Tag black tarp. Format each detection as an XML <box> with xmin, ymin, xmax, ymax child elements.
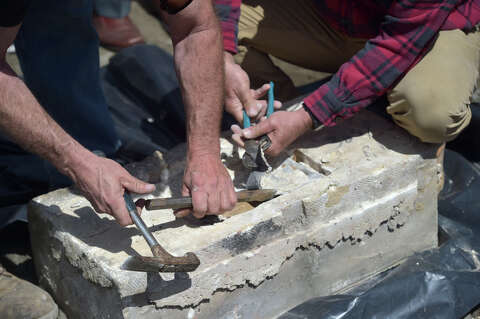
<box><xmin>101</xmin><ymin>44</ymin><xmax>186</xmax><ymax>161</ymax></box>
<box><xmin>102</xmin><ymin>44</ymin><xmax>235</xmax><ymax>162</ymax></box>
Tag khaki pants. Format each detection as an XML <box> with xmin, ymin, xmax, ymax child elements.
<box><xmin>234</xmin><ymin>0</ymin><xmax>480</xmax><ymax>143</ymax></box>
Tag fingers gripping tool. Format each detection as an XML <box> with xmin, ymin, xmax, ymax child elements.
<box><xmin>241</xmin><ymin>82</ymin><xmax>274</xmax><ymax>171</ymax></box>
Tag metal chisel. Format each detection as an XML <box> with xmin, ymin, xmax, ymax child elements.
<box><xmin>145</xmin><ymin>189</ymin><xmax>276</xmax><ymax>211</ymax></box>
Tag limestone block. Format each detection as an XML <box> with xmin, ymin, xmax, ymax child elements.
<box><xmin>28</xmin><ymin>110</ymin><xmax>441</xmax><ymax>319</ymax></box>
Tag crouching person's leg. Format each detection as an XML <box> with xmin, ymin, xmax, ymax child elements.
<box><xmin>387</xmin><ymin>29</ymin><xmax>480</xmax><ymax>144</ymax></box>
<box><xmin>0</xmin><ymin>265</ymin><xmax>58</xmax><ymax>319</ymax></box>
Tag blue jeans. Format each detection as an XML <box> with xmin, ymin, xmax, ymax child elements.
<box><xmin>94</xmin><ymin>0</ymin><xmax>131</xmax><ymax>18</ymax></box>
<box><xmin>0</xmin><ymin>0</ymin><xmax>120</xmax><ymax>214</ymax></box>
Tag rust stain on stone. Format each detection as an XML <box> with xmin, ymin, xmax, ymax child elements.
<box><xmin>326</xmin><ymin>185</ymin><xmax>350</xmax><ymax>207</ymax></box>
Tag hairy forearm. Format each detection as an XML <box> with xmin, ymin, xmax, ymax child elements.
<box><xmin>172</xmin><ymin>16</ymin><xmax>224</xmax><ymax>158</ymax></box>
<box><xmin>0</xmin><ymin>61</ymin><xmax>92</xmax><ymax>178</ymax></box>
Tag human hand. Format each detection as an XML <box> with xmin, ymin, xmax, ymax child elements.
<box><xmin>231</xmin><ymin>109</ymin><xmax>313</xmax><ymax>157</ymax></box>
<box><xmin>68</xmin><ymin>153</ymin><xmax>155</xmax><ymax>226</ymax></box>
<box><xmin>224</xmin><ymin>52</ymin><xmax>282</xmax><ymax>123</ymax></box>
<box><xmin>175</xmin><ymin>153</ymin><xmax>237</xmax><ymax>219</ymax></box>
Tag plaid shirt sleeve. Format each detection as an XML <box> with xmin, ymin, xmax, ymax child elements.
<box><xmin>214</xmin><ymin>0</ymin><xmax>241</xmax><ymax>54</ymax></box>
<box><xmin>304</xmin><ymin>0</ymin><xmax>461</xmax><ymax>127</ymax></box>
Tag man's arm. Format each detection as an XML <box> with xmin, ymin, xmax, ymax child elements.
<box><xmin>303</xmin><ymin>1</ymin><xmax>458</xmax><ymax>127</ymax></box>
<box><xmin>0</xmin><ymin>26</ymin><xmax>154</xmax><ymax>226</ymax></box>
<box><xmin>231</xmin><ymin>1</ymin><xmax>461</xmax><ymax>156</ymax></box>
<box><xmin>214</xmin><ymin>0</ymin><xmax>281</xmax><ymax>123</ymax></box>
<box><xmin>161</xmin><ymin>0</ymin><xmax>237</xmax><ymax>218</ymax></box>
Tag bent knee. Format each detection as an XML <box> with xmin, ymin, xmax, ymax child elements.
<box><xmin>389</xmin><ymin>98</ymin><xmax>472</xmax><ymax>144</ymax></box>
<box><xmin>413</xmin><ymin>105</ymin><xmax>471</xmax><ymax>143</ymax></box>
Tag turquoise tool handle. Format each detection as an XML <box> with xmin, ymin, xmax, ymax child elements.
<box><xmin>267</xmin><ymin>81</ymin><xmax>274</xmax><ymax>118</ymax></box>
<box><xmin>243</xmin><ymin>110</ymin><xmax>251</xmax><ymax>129</ymax></box>
<box><xmin>243</xmin><ymin>81</ymin><xmax>274</xmax><ymax>128</ymax></box>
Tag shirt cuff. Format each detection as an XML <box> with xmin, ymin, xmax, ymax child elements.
<box><xmin>303</xmin><ymin>80</ymin><xmax>359</xmax><ymax>127</ymax></box>
<box><xmin>303</xmin><ymin>84</ymin><xmax>337</xmax><ymax>127</ymax></box>
<box><xmin>220</xmin><ymin>21</ymin><xmax>238</xmax><ymax>54</ymax></box>
<box><xmin>302</xmin><ymin>104</ymin><xmax>322</xmax><ymax>130</ymax></box>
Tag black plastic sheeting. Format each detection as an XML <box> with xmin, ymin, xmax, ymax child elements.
<box><xmin>101</xmin><ymin>44</ymin><xmax>235</xmax><ymax>162</ymax></box>
<box><xmin>101</xmin><ymin>44</ymin><xmax>186</xmax><ymax>161</ymax></box>
<box><xmin>280</xmin><ymin>149</ymin><xmax>480</xmax><ymax>319</ymax></box>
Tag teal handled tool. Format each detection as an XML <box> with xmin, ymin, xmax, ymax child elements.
<box><xmin>267</xmin><ymin>81</ymin><xmax>275</xmax><ymax>117</ymax></box>
<box><xmin>243</xmin><ymin>109</ymin><xmax>251</xmax><ymax>129</ymax></box>
<box><xmin>242</xmin><ymin>81</ymin><xmax>274</xmax><ymax>128</ymax></box>
<box><xmin>241</xmin><ymin>82</ymin><xmax>274</xmax><ymax>171</ymax></box>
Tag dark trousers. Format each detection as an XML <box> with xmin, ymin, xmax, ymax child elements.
<box><xmin>94</xmin><ymin>0</ymin><xmax>131</xmax><ymax>18</ymax></box>
<box><xmin>0</xmin><ymin>0</ymin><xmax>120</xmax><ymax>214</ymax></box>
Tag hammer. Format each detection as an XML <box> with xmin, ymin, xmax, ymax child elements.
<box><xmin>121</xmin><ymin>189</ymin><xmax>277</xmax><ymax>272</ymax></box>
<box><xmin>121</xmin><ymin>192</ymin><xmax>200</xmax><ymax>273</ymax></box>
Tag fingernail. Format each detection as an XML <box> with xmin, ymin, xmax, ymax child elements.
<box><xmin>174</xmin><ymin>210</ymin><xmax>188</xmax><ymax>218</ymax></box>
<box><xmin>145</xmin><ymin>184</ymin><xmax>155</xmax><ymax>192</ymax></box>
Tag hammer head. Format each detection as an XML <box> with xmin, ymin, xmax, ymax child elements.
<box><xmin>121</xmin><ymin>252</ymin><xmax>200</xmax><ymax>273</ymax></box>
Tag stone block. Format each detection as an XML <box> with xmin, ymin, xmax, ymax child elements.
<box><xmin>28</xmin><ymin>110</ymin><xmax>441</xmax><ymax>319</ymax></box>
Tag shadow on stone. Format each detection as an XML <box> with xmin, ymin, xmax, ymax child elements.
<box><xmin>32</xmin><ymin>203</ymin><xmax>211</xmax><ymax>259</ymax></box>
<box><xmin>291</xmin><ymin>110</ymin><xmax>437</xmax><ymax>160</ymax></box>
<box><xmin>121</xmin><ymin>272</ymin><xmax>193</xmax><ymax>308</ymax></box>
<box><xmin>147</xmin><ymin>272</ymin><xmax>192</xmax><ymax>300</ymax></box>
<box><xmin>33</xmin><ymin>201</ymin><xmax>222</xmax><ymax>263</ymax></box>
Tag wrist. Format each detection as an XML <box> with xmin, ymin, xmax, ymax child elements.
<box><xmin>56</xmin><ymin>142</ymin><xmax>95</xmax><ymax>181</ymax></box>
<box><xmin>187</xmin><ymin>128</ymin><xmax>221</xmax><ymax>156</ymax></box>
<box><xmin>188</xmin><ymin>139</ymin><xmax>220</xmax><ymax>155</ymax></box>
<box><xmin>302</xmin><ymin>103</ymin><xmax>322</xmax><ymax>130</ymax></box>
<box><xmin>296</xmin><ymin>107</ymin><xmax>314</xmax><ymax>133</ymax></box>
<box><xmin>224</xmin><ymin>51</ymin><xmax>235</xmax><ymax>65</ymax></box>
<box><xmin>187</xmin><ymin>148</ymin><xmax>221</xmax><ymax>163</ymax></box>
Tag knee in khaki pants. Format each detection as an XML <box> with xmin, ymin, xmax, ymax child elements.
<box><xmin>387</xmin><ymin>88</ymin><xmax>472</xmax><ymax>144</ymax></box>
<box><xmin>387</xmin><ymin>29</ymin><xmax>480</xmax><ymax>144</ymax></box>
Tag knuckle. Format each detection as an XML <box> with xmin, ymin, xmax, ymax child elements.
<box><xmin>193</xmin><ymin>211</ymin><xmax>205</xmax><ymax>219</ymax></box>
<box><xmin>204</xmin><ymin>179</ymin><xmax>218</xmax><ymax>191</ymax></box>
<box><xmin>120</xmin><ymin>220</ymin><xmax>130</xmax><ymax>227</ymax></box>
<box><xmin>208</xmin><ymin>201</ymin><xmax>220</xmax><ymax>215</ymax></box>
<box><xmin>209</xmin><ymin>207</ymin><xmax>220</xmax><ymax>215</ymax></box>
<box><xmin>208</xmin><ymin>181</ymin><xmax>219</xmax><ymax>190</ymax></box>
<box><xmin>219</xmin><ymin>202</ymin><xmax>229</xmax><ymax>212</ymax></box>
<box><xmin>174</xmin><ymin>209</ymin><xmax>190</xmax><ymax>218</ymax></box>
<box><xmin>208</xmin><ymin>200</ymin><xmax>220</xmax><ymax>215</ymax></box>
<box><xmin>221</xmin><ymin>201</ymin><xmax>233</xmax><ymax>212</ymax></box>
<box><xmin>269</xmin><ymin>117</ymin><xmax>278</xmax><ymax>127</ymax></box>
<box><xmin>94</xmin><ymin>203</ymin><xmax>107</xmax><ymax>215</ymax></box>
<box><xmin>192</xmin><ymin>199</ymin><xmax>207</xmax><ymax>215</ymax></box>
<box><xmin>118</xmin><ymin>216</ymin><xmax>130</xmax><ymax>226</ymax></box>
<box><xmin>246</xmin><ymin>109</ymin><xmax>257</xmax><ymax>117</ymax></box>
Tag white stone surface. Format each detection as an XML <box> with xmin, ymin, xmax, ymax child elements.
<box><xmin>28</xmin><ymin>110</ymin><xmax>441</xmax><ymax>319</ymax></box>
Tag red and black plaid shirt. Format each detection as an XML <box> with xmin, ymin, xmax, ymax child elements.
<box><xmin>215</xmin><ymin>0</ymin><xmax>480</xmax><ymax>127</ymax></box>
